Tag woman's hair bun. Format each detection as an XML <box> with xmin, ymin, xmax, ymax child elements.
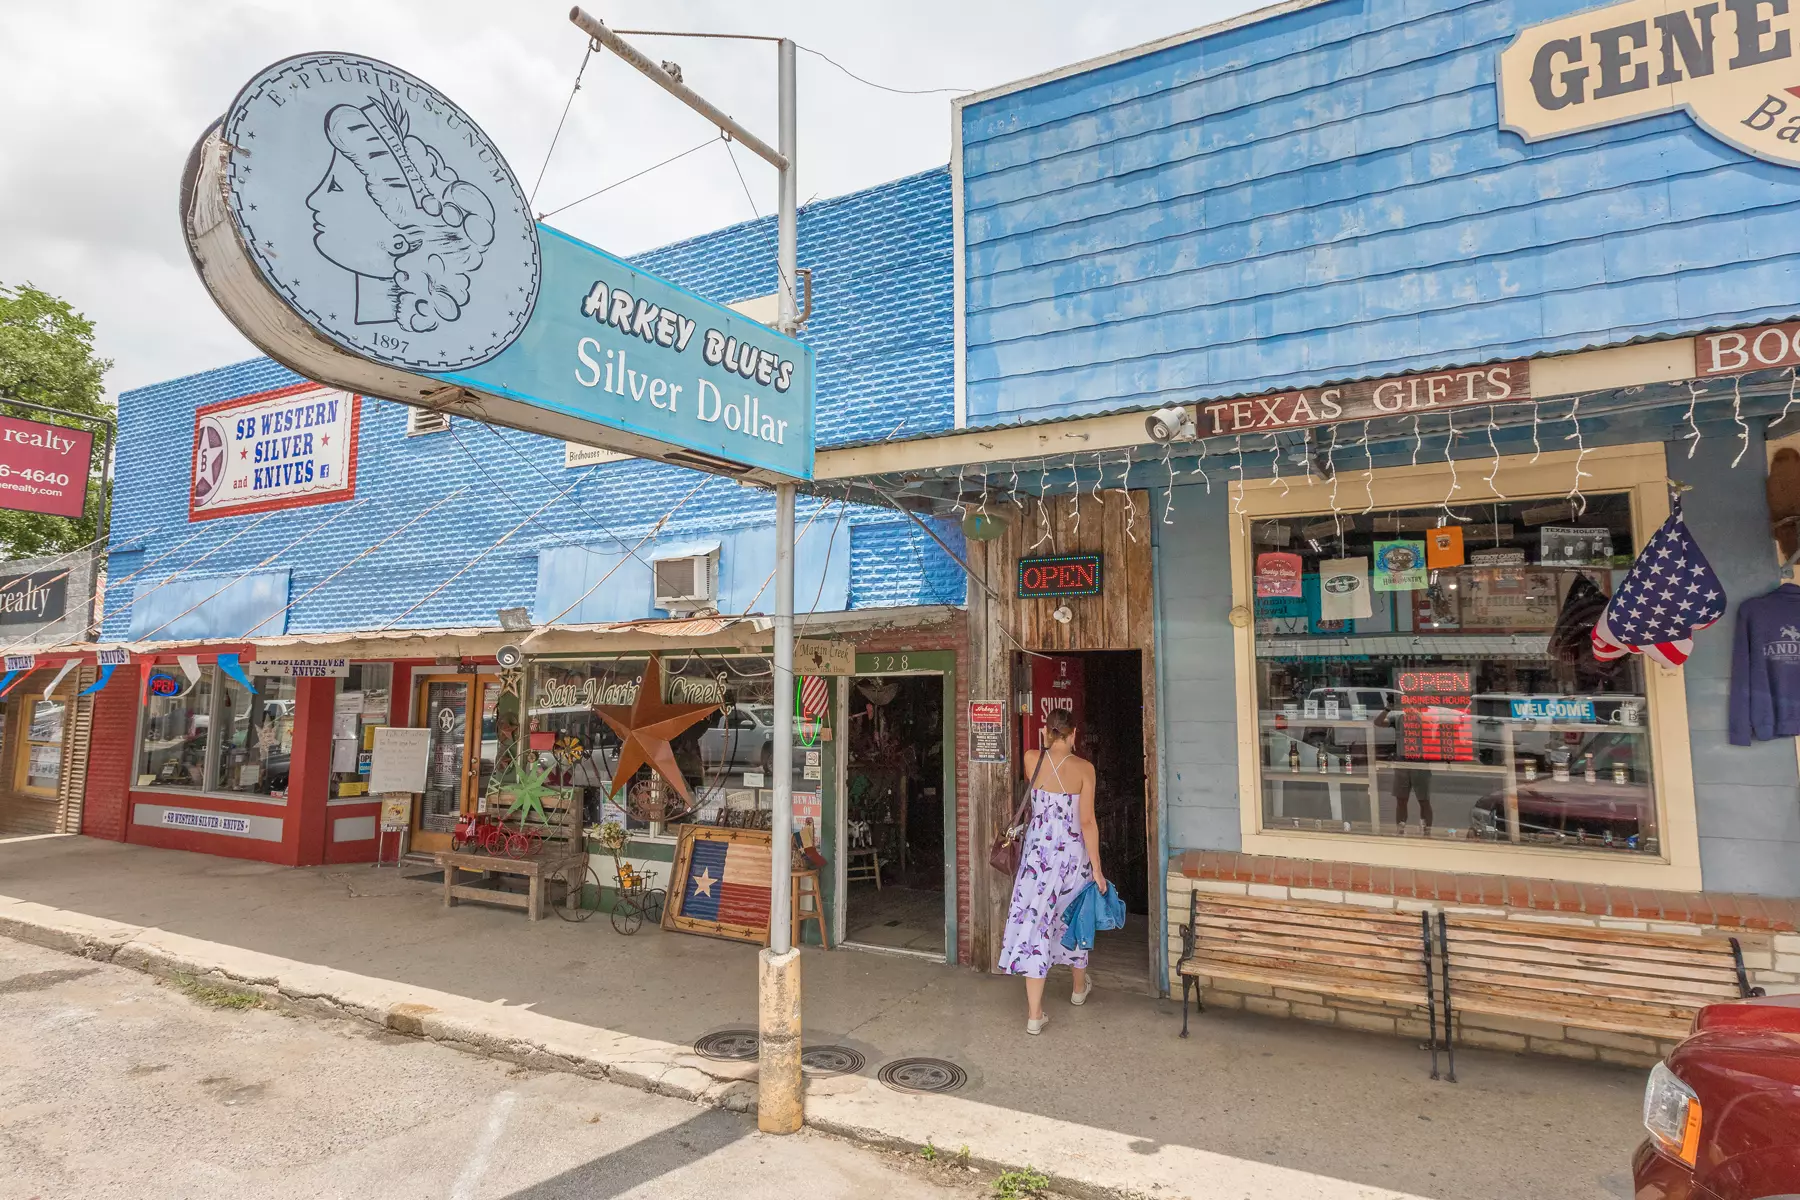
<box><xmin>1045</xmin><ymin>708</ymin><xmax>1075</xmax><ymax>738</ymax></box>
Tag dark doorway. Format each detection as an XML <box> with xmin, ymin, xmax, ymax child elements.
<box><xmin>843</xmin><ymin>674</ymin><xmax>946</xmax><ymax>956</ymax></box>
<box><xmin>1019</xmin><ymin>648</ymin><xmax>1151</xmax><ymax>988</ymax></box>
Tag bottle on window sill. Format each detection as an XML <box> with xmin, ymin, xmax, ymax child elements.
<box><xmin>1583</xmin><ymin>756</ymin><xmax>1598</xmax><ymax>784</ymax></box>
<box><xmin>1288</xmin><ymin>743</ymin><xmax>1301</xmax><ymax>773</ymax></box>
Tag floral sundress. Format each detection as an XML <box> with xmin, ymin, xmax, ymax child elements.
<box><xmin>997</xmin><ymin>756</ymin><xmax>1092</xmax><ymax>978</ymax></box>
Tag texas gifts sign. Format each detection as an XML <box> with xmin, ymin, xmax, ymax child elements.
<box><xmin>1500</xmin><ymin>0</ymin><xmax>1800</xmax><ymax>166</ymax></box>
<box><xmin>182</xmin><ymin>53</ymin><xmax>814</xmax><ymax>481</ymax></box>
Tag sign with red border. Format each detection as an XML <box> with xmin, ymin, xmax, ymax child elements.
<box><xmin>0</xmin><ymin>416</ymin><xmax>92</xmax><ymax>519</ymax></box>
<box><xmin>189</xmin><ymin>382</ymin><xmax>359</xmax><ymax>522</ymax></box>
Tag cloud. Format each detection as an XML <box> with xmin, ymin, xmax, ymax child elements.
<box><xmin>0</xmin><ymin>0</ymin><xmax>1248</xmax><ymax>399</ymax></box>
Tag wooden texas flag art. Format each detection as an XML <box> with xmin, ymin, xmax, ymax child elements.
<box><xmin>595</xmin><ymin>654</ymin><xmax>721</xmax><ymax>805</ymax></box>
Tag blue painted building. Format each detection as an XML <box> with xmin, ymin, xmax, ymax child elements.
<box><xmin>80</xmin><ymin>167</ymin><xmax>974</xmax><ymax>944</ymax></box>
<box><xmin>810</xmin><ymin>0</ymin><xmax>1800</xmax><ymax>1019</ymax></box>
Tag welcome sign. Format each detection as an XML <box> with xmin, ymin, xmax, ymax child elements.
<box><xmin>1500</xmin><ymin>0</ymin><xmax>1800</xmax><ymax>166</ymax></box>
<box><xmin>183</xmin><ymin>53</ymin><xmax>814</xmax><ymax>482</ymax></box>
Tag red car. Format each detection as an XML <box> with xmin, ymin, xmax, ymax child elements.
<box><xmin>1634</xmin><ymin>993</ymin><xmax>1800</xmax><ymax>1199</ymax></box>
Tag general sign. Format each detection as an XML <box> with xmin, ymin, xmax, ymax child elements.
<box><xmin>1017</xmin><ymin>553</ymin><xmax>1104</xmax><ymax>599</ymax></box>
<box><xmin>0</xmin><ymin>416</ymin><xmax>92</xmax><ymax>519</ymax></box>
<box><xmin>190</xmin><ymin>382</ymin><xmax>359</xmax><ymax>521</ymax></box>
<box><xmin>1199</xmin><ymin>362</ymin><xmax>1531</xmax><ymax>436</ymax></box>
<box><xmin>1500</xmin><ymin>0</ymin><xmax>1800</xmax><ymax>167</ymax></box>
<box><xmin>184</xmin><ymin>52</ymin><xmax>814</xmax><ymax>482</ymax></box>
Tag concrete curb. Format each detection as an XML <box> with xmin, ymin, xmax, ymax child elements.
<box><xmin>0</xmin><ymin>893</ymin><xmax>1425</xmax><ymax>1200</ymax></box>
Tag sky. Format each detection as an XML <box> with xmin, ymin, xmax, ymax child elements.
<box><xmin>1</xmin><ymin>0</ymin><xmax>1253</xmax><ymax>402</ymax></box>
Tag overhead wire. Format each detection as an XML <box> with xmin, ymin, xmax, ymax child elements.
<box><xmin>795</xmin><ymin>43</ymin><xmax>970</xmax><ymax>95</ymax></box>
<box><xmin>530</xmin><ymin>41</ymin><xmax>595</xmax><ymax>209</ymax></box>
<box><xmin>376</xmin><ymin>470</ymin><xmax>597</xmax><ymax>632</ymax></box>
<box><xmin>132</xmin><ymin>499</ymin><xmax>372</xmax><ymax>643</ymax></box>
<box><xmin>537</xmin><ymin>136</ymin><xmax>720</xmax><ymax>221</ymax></box>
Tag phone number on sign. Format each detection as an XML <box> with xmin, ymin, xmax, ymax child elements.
<box><xmin>0</xmin><ymin>467</ymin><xmax>71</xmax><ymax>486</ymax></box>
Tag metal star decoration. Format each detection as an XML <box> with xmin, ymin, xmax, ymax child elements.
<box><xmin>596</xmin><ymin>655</ymin><xmax>720</xmax><ymax>805</ymax></box>
<box><xmin>499</xmin><ymin>756</ymin><xmax>556</xmax><ymax>827</ymax></box>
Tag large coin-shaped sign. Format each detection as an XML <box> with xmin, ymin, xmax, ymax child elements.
<box><xmin>184</xmin><ymin>52</ymin><xmax>813</xmax><ymax>482</ymax></box>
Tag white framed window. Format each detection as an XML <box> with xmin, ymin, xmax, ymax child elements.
<box><xmin>1229</xmin><ymin>444</ymin><xmax>1702</xmax><ymax>890</ymax></box>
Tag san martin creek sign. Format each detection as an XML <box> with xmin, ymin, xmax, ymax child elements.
<box><xmin>182</xmin><ymin>53</ymin><xmax>814</xmax><ymax>481</ymax></box>
<box><xmin>1501</xmin><ymin>0</ymin><xmax>1800</xmax><ymax>166</ymax></box>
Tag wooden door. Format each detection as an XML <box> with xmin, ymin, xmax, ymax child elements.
<box><xmin>411</xmin><ymin>674</ymin><xmax>489</xmax><ymax>853</ymax></box>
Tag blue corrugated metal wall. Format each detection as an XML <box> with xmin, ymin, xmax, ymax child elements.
<box><xmin>959</xmin><ymin>0</ymin><xmax>1800</xmax><ymax>426</ymax></box>
<box><xmin>103</xmin><ymin>168</ymin><xmax>962</xmax><ymax>641</ymax></box>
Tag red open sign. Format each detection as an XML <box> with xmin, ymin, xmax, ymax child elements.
<box><xmin>1017</xmin><ymin>553</ymin><xmax>1104</xmax><ymax>599</ymax></box>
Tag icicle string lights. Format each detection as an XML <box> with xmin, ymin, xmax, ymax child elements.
<box><xmin>1530</xmin><ymin>399</ymin><xmax>1542</xmax><ymax>464</ymax></box>
<box><xmin>1441</xmin><ymin>408</ymin><xmax>1461</xmax><ymax>521</ymax></box>
<box><xmin>952</xmin><ymin>462</ymin><xmax>966</xmax><ymax>516</ymax></box>
<box><xmin>1359</xmin><ymin>419</ymin><xmax>1375</xmax><ymax>513</ymax></box>
<box><xmin>1411</xmin><ymin>414</ymin><xmax>1423</xmax><ymax>467</ymax></box>
<box><xmin>1069</xmin><ymin>453</ymin><xmax>1081</xmax><ymax>534</ymax></box>
<box><xmin>1030</xmin><ymin>455</ymin><xmax>1052</xmax><ymax>551</ymax></box>
<box><xmin>1194</xmin><ymin>436</ymin><xmax>1212</xmax><ymax>494</ymax></box>
<box><xmin>1685</xmin><ymin>379</ymin><xmax>1704</xmax><ymax>460</ymax></box>
<box><xmin>1162</xmin><ymin>442</ymin><xmax>1177</xmax><ymax>525</ymax></box>
<box><xmin>1565</xmin><ymin>393</ymin><xmax>1592</xmax><ymax>516</ymax></box>
<box><xmin>1732</xmin><ymin>375</ymin><xmax>1749</xmax><ymax>468</ymax></box>
<box><xmin>1120</xmin><ymin>450</ymin><xmax>1137</xmax><ymax>543</ymax></box>
<box><xmin>1780</xmin><ymin>368</ymin><xmax>1800</xmax><ymax>429</ymax></box>
<box><xmin>1483</xmin><ymin>404</ymin><xmax>1506</xmax><ymax>501</ymax></box>
<box><xmin>1232</xmin><ymin>435</ymin><xmax>1246</xmax><ymax>515</ymax></box>
<box><xmin>1271</xmin><ymin>434</ymin><xmax>1288</xmax><ymax>496</ymax></box>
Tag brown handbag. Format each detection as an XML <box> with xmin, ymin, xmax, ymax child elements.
<box><xmin>988</xmin><ymin>748</ymin><xmax>1050</xmax><ymax>876</ymax></box>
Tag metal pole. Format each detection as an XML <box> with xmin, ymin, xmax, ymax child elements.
<box><xmin>757</xmin><ymin>36</ymin><xmax>804</xmax><ymax>1137</ymax></box>
<box><xmin>771</xmin><ymin>483</ymin><xmax>795</xmax><ymax>949</ymax></box>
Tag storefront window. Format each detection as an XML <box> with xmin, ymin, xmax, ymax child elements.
<box><xmin>526</xmin><ymin>653</ymin><xmax>801</xmax><ymax>835</ymax></box>
<box><xmin>22</xmin><ymin>699</ymin><xmax>65</xmax><ymax>792</ymax></box>
<box><xmin>331</xmin><ymin>664</ymin><xmax>392</xmax><ymax>799</ymax></box>
<box><xmin>139</xmin><ymin>670</ymin><xmax>213</xmax><ymax>789</ymax></box>
<box><xmin>216</xmin><ymin>674</ymin><xmax>297</xmax><ymax>797</ymax></box>
<box><xmin>1251</xmin><ymin>492</ymin><xmax>1658</xmax><ymax>855</ymax></box>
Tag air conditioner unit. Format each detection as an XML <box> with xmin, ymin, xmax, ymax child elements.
<box><xmin>407</xmin><ymin>407</ymin><xmax>451</xmax><ymax>436</ymax></box>
<box><xmin>653</xmin><ymin>551</ymin><xmax>717</xmax><ymax>612</ymax></box>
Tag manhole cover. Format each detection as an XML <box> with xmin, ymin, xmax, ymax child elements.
<box><xmin>693</xmin><ymin>1029</ymin><xmax>759</xmax><ymax>1061</ymax></box>
<box><xmin>877</xmin><ymin>1057</ymin><xmax>967</xmax><ymax>1094</ymax></box>
<box><xmin>800</xmin><ymin>1045</ymin><xmax>866</xmax><ymax>1077</ymax></box>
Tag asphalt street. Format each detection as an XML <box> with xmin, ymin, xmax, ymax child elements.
<box><xmin>0</xmin><ymin>937</ymin><xmax>987</xmax><ymax>1200</ymax></box>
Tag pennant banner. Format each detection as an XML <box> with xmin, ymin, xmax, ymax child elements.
<box><xmin>216</xmin><ymin>653</ymin><xmax>258</xmax><ymax>694</ymax></box>
<box><xmin>78</xmin><ymin>663</ymin><xmax>116</xmax><ymax>697</ymax></box>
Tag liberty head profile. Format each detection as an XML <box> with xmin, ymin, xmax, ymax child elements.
<box><xmin>306</xmin><ymin>92</ymin><xmax>496</xmax><ymax>331</ymax></box>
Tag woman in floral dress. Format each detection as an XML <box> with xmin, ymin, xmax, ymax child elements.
<box><xmin>998</xmin><ymin>708</ymin><xmax>1105</xmax><ymax>1034</ymax></box>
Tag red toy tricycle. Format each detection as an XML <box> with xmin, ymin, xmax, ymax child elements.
<box><xmin>450</xmin><ymin>811</ymin><xmax>541</xmax><ymax>858</ymax></box>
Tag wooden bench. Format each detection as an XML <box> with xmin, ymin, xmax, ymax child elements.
<box><xmin>1175</xmin><ymin>889</ymin><xmax>1433</xmax><ymax>1038</ymax></box>
<box><xmin>435</xmin><ymin>848</ymin><xmax>589</xmax><ymax>921</ymax></box>
<box><xmin>432</xmin><ymin>784</ymin><xmax>588</xmax><ymax>922</ymax></box>
<box><xmin>1440</xmin><ymin>913</ymin><xmax>1759</xmax><ymax>1044</ymax></box>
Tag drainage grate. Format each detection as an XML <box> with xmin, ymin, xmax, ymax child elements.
<box><xmin>800</xmin><ymin>1045</ymin><xmax>866</xmax><ymax>1077</ymax></box>
<box><xmin>877</xmin><ymin>1057</ymin><xmax>967</xmax><ymax>1094</ymax></box>
<box><xmin>693</xmin><ymin>1029</ymin><xmax>759</xmax><ymax>1061</ymax></box>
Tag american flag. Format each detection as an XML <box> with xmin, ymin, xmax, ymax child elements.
<box><xmin>1591</xmin><ymin>497</ymin><xmax>1725</xmax><ymax>669</ymax></box>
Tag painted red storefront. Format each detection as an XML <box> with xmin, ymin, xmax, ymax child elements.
<box><xmin>82</xmin><ymin>654</ymin><xmax>435</xmax><ymax>867</ymax></box>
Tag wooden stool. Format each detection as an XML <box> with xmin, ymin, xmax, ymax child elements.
<box><xmin>791</xmin><ymin>868</ymin><xmax>829</xmax><ymax>950</ymax></box>
<box><xmin>845</xmin><ymin>846</ymin><xmax>882</xmax><ymax>889</ymax></box>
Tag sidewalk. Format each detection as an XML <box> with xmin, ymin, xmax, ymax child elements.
<box><xmin>0</xmin><ymin>836</ymin><xmax>1645</xmax><ymax>1200</ymax></box>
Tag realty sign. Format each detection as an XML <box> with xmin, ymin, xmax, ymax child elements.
<box><xmin>184</xmin><ymin>52</ymin><xmax>814</xmax><ymax>482</ymax></box>
<box><xmin>190</xmin><ymin>382</ymin><xmax>359</xmax><ymax>521</ymax></box>
<box><xmin>0</xmin><ymin>416</ymin><xmax>92</xmax><ymax>519</ymax></box>
<box><xmin>1500</xmin><ymin>0</ymin><xmax>1800</xmax><ymax>167</ymax></box>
